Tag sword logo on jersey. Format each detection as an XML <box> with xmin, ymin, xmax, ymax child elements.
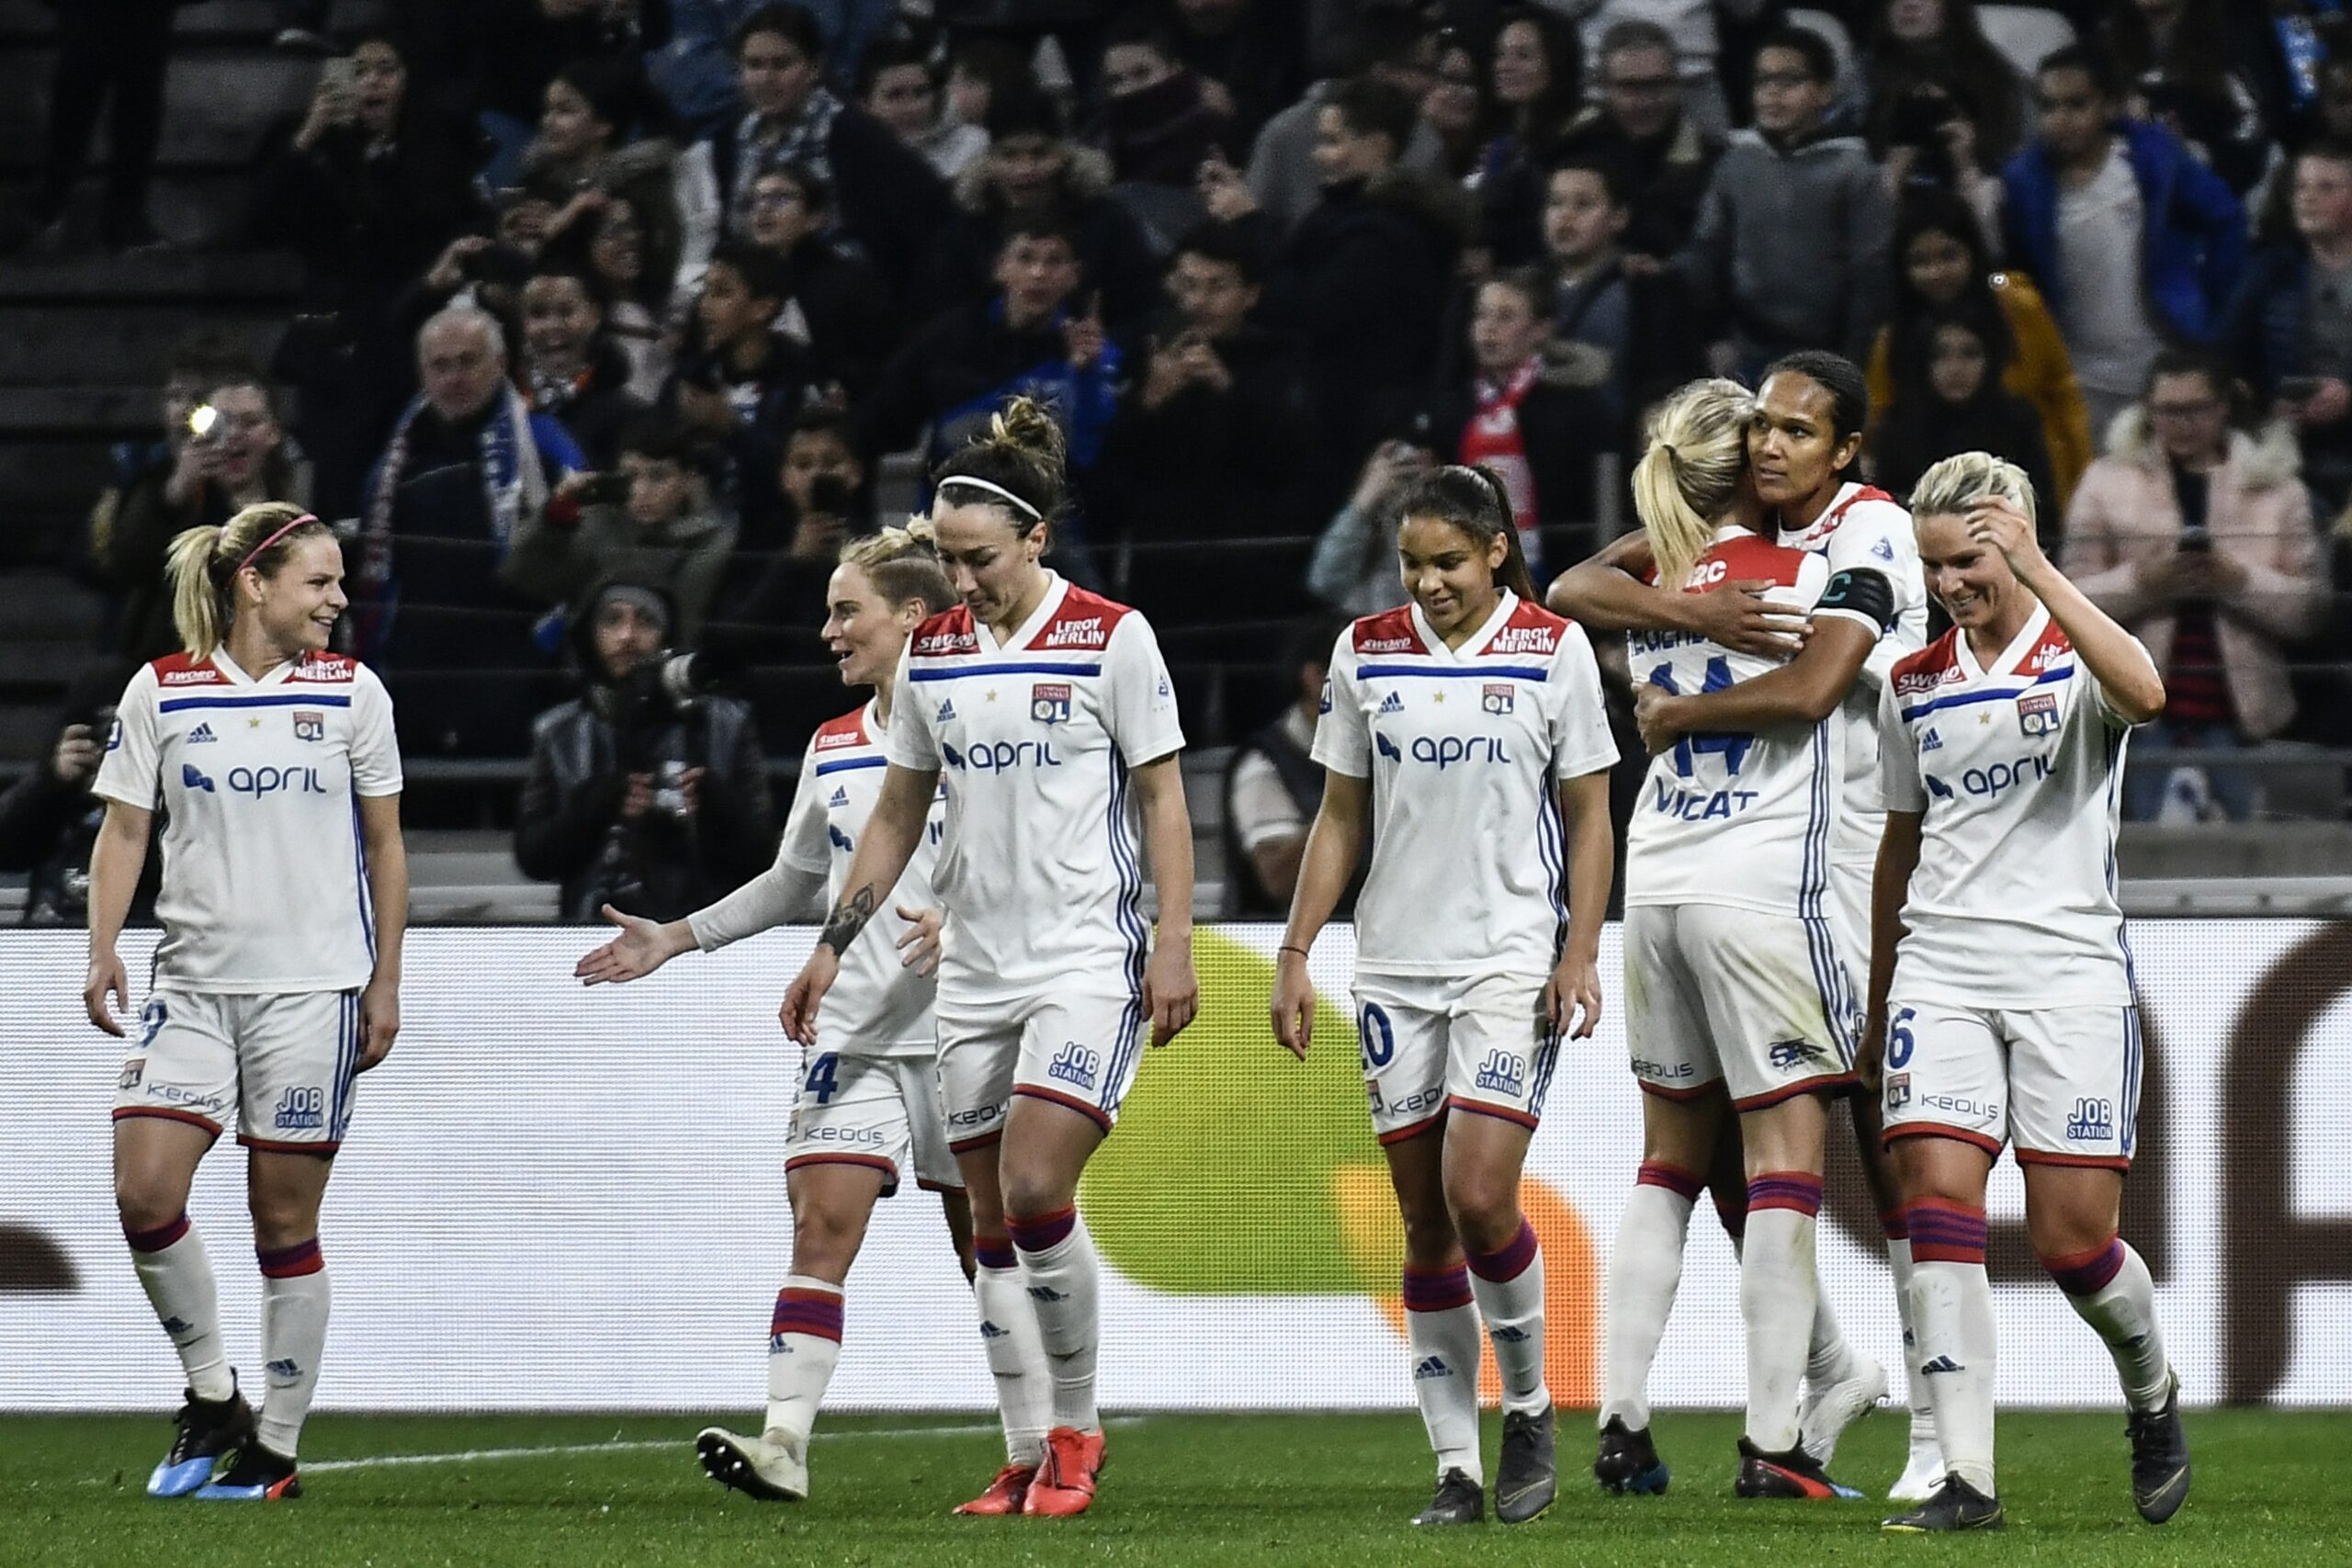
<box><xmin>2066</xmin><ymin>1097</ymin><xmax>2115</xmax><ymax>1143</ymax></box>
<box><xmin>2018</xmin><ymin>691</ymin><xmax>2061</xmax><ymax>738</ymax></box>
<box><xmin>1047</xmin><ymin>1043</ymin><xmax>1100</xmax><ymax>1090</ymax></box>
<box><xmin>292</xmin><ymin>711</ymin><xmax>324</xmax><ymax>741</ymax></box>
<box><xmin>1474</xmin><ymin>1049</ymin><xmax>1525</xmax><ymax>1097</ymax></box>
<box><xmin>1482</xmin><ymin>682</ymin><xmax>1514</xmax><ymax>716</ymax></box>
<box><xmin>1031</xmin><ymin>682</ymin><xmax>1072</xmax><ymax>726</ymax></box>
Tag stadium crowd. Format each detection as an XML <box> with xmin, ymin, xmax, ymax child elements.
<box><xmin>6</xmin><ymin>0</ymin><xmax>2350</xmax><ymax>919</ymax></box>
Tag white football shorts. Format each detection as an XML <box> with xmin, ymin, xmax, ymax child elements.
<box><xmin>1879</xmin><ymin>999</ymin><xmax>2142</xmax><ymax>1168</ymax></box>
<box><xmin>112</xmin><ymin>988</ymin><xmax>363</xmax><ymax>1153</ymax></box>
<box><xmin>1352</xmin><ymin>971</ymin><xmax>1560</xmax><ymax>1144</ymax></box>
<box><xmin>783</xmin><ymin>1049</ymin><xmax>963</xmax><ymax>1196</ymax></box>
<box><xmin>1623</xmin><ymin>903</ymin><xmax>1859</xmax><ymax>1110</ymax></box>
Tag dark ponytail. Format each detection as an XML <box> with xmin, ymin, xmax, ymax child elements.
<box><xmin>1396</xmin><ymin>463</ymin><xmax>1539</xmax><ymax>603</ymax></box>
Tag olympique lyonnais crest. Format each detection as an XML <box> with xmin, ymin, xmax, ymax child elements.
<box><xmin>2018</xmin><ymin>691</ymin><xmax>2060</xmax><ymax>738</ymax></box>
<box><xmin>1483</xmin><ymin>682</ymin><xmax>1515</xmax><ymax>716</ymax></box>
<box><xmin>1031</xmin><ymin>683</ymin><xmax>1072</xmax><ymax>726</ymax></box>
<box><xmin>292</xmin><ymin>711</ymin><xmax>325</xmax><ymax>742</ymax></box>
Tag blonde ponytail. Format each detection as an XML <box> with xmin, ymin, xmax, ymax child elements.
<box><xmin>1634</xmin><ymin>378</ymin><xmax>1754</xmax><ymax>592</ymax></box>
<box><xmin>164</xmin><ymin>502</ymin><xmax>330</xmax><ymax>662</ymax></box>
<box><xmin>842</xmin><ymin>515</ymin><xmax>956</xmax><ymax>617</ymax></box>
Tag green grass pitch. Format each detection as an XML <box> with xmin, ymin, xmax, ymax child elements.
<box><xmin>4</xmin><ymin>1408</ymin><xmax>2346</xmax><ymax>1566</ymax></box>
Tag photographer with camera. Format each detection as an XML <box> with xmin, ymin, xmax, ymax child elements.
<box><xmin>515</xmin><ymin>580</ymin><xmax>776</xmax><ymax>922</ymax></box>
<box><xmin>0</xmin><ymin>661</ymin><xmax>158</xmax><ymax>928</ymax></box>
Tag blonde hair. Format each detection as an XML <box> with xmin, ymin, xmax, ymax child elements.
<box><xmin>840</xmin><ymin>516</ymin><xmax>956</xmax><ymax>616</ymax></box>
<box><xmin>164</xmin><ymin>502</ymin><xmax>331</xmax><ymax>661</ymax></box>
<box><xmin>1907</xmin><ymin>450</ymin><xmax>2038</xmax><ymax>531</ymax></box>
<box><xmin>1633</xmin><ymin>378</ymin><xmax>1754</xmax><ymax>591</ymax></box>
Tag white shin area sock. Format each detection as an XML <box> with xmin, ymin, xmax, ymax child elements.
<box><xmin>974</xmin><ymin>1241</ymin><xmax>1050</xmax><ymax>1466</ymax></box>
<box><xmin>1466</xmin><ymin>1220</ymin><xmax>1548</xmax><ymax>1416</ymax></box>
<box><xmin>764</xmin><ymin>1276</ymin><xmax>844</xmax><ymax>1445</ymax></box>
<box><xmin>1910</xmin><ymin>1258</ymin><xmax>1997</xmax><ymax>1495</ymax></box>
<box><xmin>2047</xmin><ymin>1239</ymin><xmax>2171</xmax><ymax>1412</ymax></box>
<box><xmin>1600</xmin><ymin>1170</ymin><xmax>1697</xmax><ymax>1431</ymax></box>
<box><xmin>255</xmin><ymin>1246</ymin><xmax>331</xmax><ymax>1460</ymax></box>
<box><xmin>129</xmin><ymin>1214</ymin><xmax>233</xmax><ymax>1403</ymax></box>
<box><xmin>1011</xmin><ymin>1209</ymin><xmax>1101</xmax><ymax>1432</ymax></box>
<box><xmin>1739</xmin><ymin>1199</ymin><xmax>1819</xmax><ymax>1452</ymax></box>
<box><xmin>1403</xmin><ymin>1266</ymin><xmax>1485</xmax><ymax>1483</ymax></box>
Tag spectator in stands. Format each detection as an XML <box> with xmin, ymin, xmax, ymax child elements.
<box><xmin>1241</xmin><ymin>78</ymin><xmax>1473</xmax><ymax>508</ymax></box>
<box><xmin>1674</xmin><ymin>25</ymin><xmax>1894</xmax><ymax>377</ymax></box>
<box><xmin>87</xmin><ymin>333</ymin><xmax>245</xmax><ymax>601</ymax></box>
<box><xmin>0</xmin><ymin>0</ymin><xmax>176</xmax><ymax>251</ymax></box>
<box><xmin>526</xmin><ymin>57</ymin><xmax>723</xmax><ymax>290</ymax></box>
<box><xmin>740</xmin><ymin>163</ymin><xmax>899</xmax><ymax>400</ymax></box>
<box><xmin>859</xmin><ymin>28</ymin><xmax>989</xmax><ymax>181</ymax></box>
<box><xmin>665</xmin><ymin>240</ymin><xmax>817</xmax><ymax>550</ymax></box>
<box><xmin>1089</xmin><ymin>7</ymin><xmax>1238</xmax><ymax>188</ymax></box>
<box><xmin>521</xmin><ymin>262</ymin><xmax>648</xmax><ymax>469</ymax></box>
<box><xmin>1535</xmin><ymin>155</ymin><xmax>1701</xmax><ymax>469</ymax></box>
<box><xmin>515</xmin><ymin>579</ymin><xmax>775</xmax><ymax>922</ymax></box>
<box><xmin>1867</xmin><ymin>192</ymin><xmax>2094</xmax><ymax>505</ymax></box>
<box><xmin>2224</xmin><ymin>139</ymin><xmax>2352</xmax><ymax>511</ymax></box>
<box><xmin>1098</xmin><ymin>220</ymin><xmax>1316</xmax><ymax>667</ymax></box>
<box><xmin>1168</xmin><ymin>0</ymin><xmax>1306</xmax><ymax>147</ymax></box>
<box><xmin>932</xmin><ymin>79</ymin><xmax>1165</xmax><ymax>337</ymax></box>
<box><xmin>542</xmin><ymin>190</ymin><xmax>678</xmax><ymax>400</ymax></box>
<box><xmin>1863</xmin><ymin>0</ymin><xmax>2028</xmax><ymax>170</ymax></box>
<box><xmin>1222</xmin><ymin>617</ymin><xmax>1352</xmax><ymax>918</ymax></box>
<box><xmin>1871</xmin><ymin>298</ymin><xmax>2058</xmax><ymax>515</ymax></box>
<box><xmin>255</xmin><ymin>33</ymin><xmax>487</xmax><ymax>516</ymax></box>
<box><xmin>508</xmin><ymin>414</ymin><xmax>739</xmax><ymax>643</ymax></box>
<box><xmin>96</xmin><ymin>372</ymin><xmax>311</xmax><ymax>664</ymax></box>
<box><xmin>359</xmin><ymin>305</ymin><xmax>583</xmax><ymax>707</ymax></box>
<box><xmin>711</xmin><ymin>4</ymin><xmax>951</xmax><ymax>307</ymax></box>
<box><xmin>725</xmin><ymin>405</ymin><xmax>879</xmax><ymax>630</ymax></box>
<box><xmin>1227</xmin><ymin>2</ymin><xmax>1444</xmax><ymax>236</ymax></box>
<box><xmin>2099</xmin><ymin>0</ymin><xmax>2274</xmax><ymax>195</ymax></box>
<box><xmin>1871</xmin><ymin>75</ymin><xmax>2007</xmax><ymax>245</ymax></box>
<box><xmin>648</xmin><ymin>0</ymin><xmax>766</xmax><ymax>140</ymax></box>
<box><xmin>1420</xmin><ymin>29</ymin><xmax>1492</xmax><ymax>183</ymax></box>
<box><xmin>1479</xmin><ymin>7</ymin><xmax>1587</xmax><ymax>268</ymax></box>
<box><xmin>1306</xmin><ymin>420</ymin><xmax>1437</xmax><ymax>616</ymax></box>
<box><xmin>2062</xmin><ymin>349</ymin><xmax>2327</xmax><ymax>818</ymax></box>
<box><xmin>1555</xmin><ymin>19</ymin><xmax>1724</xmax><ymax>262</ymax></box>
<box><xmin>1563</xmin><ymin>0</ymin><xmax>1770</xmax><ymax>138</ymax></box>
<box><xmin>2002</xmin><ymin>43</ymin><xmax>2249</xmax><ymax>439</ymax></box>
<box><xmin>464</xmin><ymin>0</ymin><xmax>653</xmax><ymax>189</ymax></box>
<box><xmin>0</xmin><ymin>661</ymin><xmax>156</xmax><ymax>928</ymax></box>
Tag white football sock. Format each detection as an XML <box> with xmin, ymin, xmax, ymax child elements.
<box><xmin>255</xmin><ymin>1239</ymin><xmax>331</xmax><ymax>1459</ymax></box>
<box><xmin>2043</xmin><ymin>1236</ymin><xmax>2171</xmax><ymax>1412</ymax></box>
<box><xmin>1600</xmin><ymin>1165</ymin><xmax>1699</xmax><ymax>1431</ymax></box>
<box><xmin>128</xmin><ymin>1213</ymin><xmax>233</xmax><ymax>1404</ymax></box>
<box><xmin>1403</xmin><ymin>1264</ymin><xmax>1485</xmax><ymax>1482</ymax></box>
<box><xmin>1907</xmin><ymin>1200</ymin><xmax>1996</xmax><ymax>1495</ymax></box>
<box><xmin>973</xmin><ymin>1237</ymin><xmax>1050</xmax><ymax>1466</ymax></box>
<box><xmin>1010</xmin><ymin>1207</ymin><xmax>1101</xmax><ymax>1433</ymax></box>
<box><xmin>764</xmin><ymin>1276</ymin><xmax>844</xmax><ymax>1445</ymax></box>
<box><xmin>1887</xmin><ymin>1233</ymin><xmax>1939</xmax><ymax>1451</ymax></box>
<box><xmin>1466</xmin><ymin>1219</ymin><xmax>1548</xmax><ymax>1416</ymax></box>
<box><xmin>1740</xmin><ymin>1175</ymin><xmax>1822</xmax><ymax>1452</ymax></box>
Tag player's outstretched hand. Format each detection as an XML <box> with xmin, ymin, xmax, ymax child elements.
<box><xmin>84</xmin><ymin>948</ymin><xmax>130</xmax><ymax>1037</ymax></box>
<box><xmin>356</xmin><ymin>973</ymin><xmax>400</xmax><ymax>1071</ymax></box>
<box><xmin>1690</xmin><ymin>579</ymin><xmax>1808</xmax><ymax>660</ymax></box>
<box><xmin>1272</xmin><ymin>950</ymin><xmax>1315</xmax><ymax>1060</ymax></box>
<box><xmin>895</xmin><ymin>904</ymin><xmax>943</xmax><ymax>977</ymax></box>
<box><xmin>780</xmin><ymin>948</ymin><xmax>840</xmax><ymax>1046</ymax></box>
<box><xmin>1545</xmin><ymin>954</ymin><xmax>1602</xmax><ymax>1040</ymax></box>
<box><xmin>1145</xmin><ymin>940</ymin><xmax>1198</xmax><ymax>1047</ymax></box>
<box><xmin>575</xmin><ymin>903</ymin><xmax>690</xmax><ymax>985</ymax></box>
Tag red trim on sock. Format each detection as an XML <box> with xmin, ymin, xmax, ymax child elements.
<box><xmin>1006</xmin><ymin>1205</ymin><xmax>1078</xmax><ymax>1253</ymax></box>
<box><xmin>1745</xmin><ymin>1169</ymin><xmax>1825</xmax><ymax>1217</ymax></box>
<box><xmin>1400</xmin><ymin>1263</ymin><xmax>1475</xmax><ymax>1313</ymax></box>
<box><xmin>1879</xmin><ymin>1207</ymin><xmax>1910</xmax><ymax>1242</ymax></box>
<box><xmin>257</xmin><ymin>1237</ymin><xmax>323</xmax><ymax>1278</ymax></box>
<box><xmin>1466</xmin><ymin>1218</ymin><xmax>1540</xmax><ymax>1282</ymax></box>
<box><xmin>1635</xmin><ymin>1160</ymin><xmax>1705</xmax><ymax>1201</ymax></box>
<box><xmin>124</xmin><ymin>1213</ymin><xmax>189</xmax><ymax>1253</ymax></box>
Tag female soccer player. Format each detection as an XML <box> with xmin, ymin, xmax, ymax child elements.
<box><xmin>1271</xmin><ymin>464</ymin><xmax>1617</xmax><ymax>1527</ymax></box>
<box><xmin>1593</xmin><ymin>379</ymin><xmax>1868</xmax><ymax>1502</ymax></box>
<box><xmin>1865</xmin><ymin>452</ymin><xmax>2184</xmax><ymax>1534</ymax></box>
<box><xmin>573</xmin><ymin>524</ymin><xmax>989</xmax><ymax>1503</ymax></box>
<box><xmin>780</xmin><ymin>399</ymin><xmax>1198</xmax><ymax>1519</ymax></box>
<box><xmin>85</xmin><ymin>502</ymin><xmax>406</xmax><ymax>1502</ymax></box>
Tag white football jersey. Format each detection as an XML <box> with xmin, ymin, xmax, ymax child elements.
<box><xmin>93</xmin><ymin>650</ymin><xmax>401</xmax><ymax>994</ymax></box>
<box><xmin>770</xmin><ymin>701</ymin><xmax>946</xmax><ymax>1058</ymax></box>
<box><xmin>886</xmin><ymin>573</ymin><xmax>1185</xmax><ymax>1007</ymax></box>
<box><xmin>1777</xmin><ymin>483</ymin><xmax>1929</xmax><ymax>857</ymax></box>
<box><xmin>1314</xmin><ymin>591</ymin><xmax>1618</xmax><ymax>981</ymax></box>
<box><xmin>1624</xmin><ymin>525</ymin><xmax>1836</xmax><ymax>918</ymax></box>
<box><xmin>1878</xmin><ymin>604</ymin><xmax>2146</xmax><ymax>1008</ymax></box>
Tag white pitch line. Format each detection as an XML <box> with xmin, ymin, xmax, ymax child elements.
<box><xmin>303</xmin><ymin>1422</ymin><xmax>1010</xmax><ymax>1473</ymax></box>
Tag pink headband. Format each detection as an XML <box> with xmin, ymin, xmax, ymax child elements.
<box><xmin>234</xmin><ymin>513</ymin><xmax>319</xmax><ymax>577</ymax></box>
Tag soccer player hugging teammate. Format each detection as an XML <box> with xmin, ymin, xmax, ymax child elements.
<box><xmin>1555</xmin><ymin>351</ymin><xmax>1935</xmax><ymax>1498</ymax></box>
<box><xmin>572</xmin><ymin>524</ymin><xmax>973</xmax><ymax>1504</ymax></box>
<box><xmin>1866</xmin><ymin>453</ymin><xmax>2185</xmax><ymax>1535</ymax></box>
<box><xmin>1271</xmin><ymin>465</ymin><xmax>1618</xmax><ymax>1527</ymax></box>
<box><xmin>1586</xmin><ymin>379</ymin><xmax>1870</xmax><ymax>1503</ymax></box>
<box><xmin>85</xmin><ymin>502</ymin><xmax>408</xmax><ymax>1502</ymax></box>
<box><xmin>781</xmin><ymin>398</ymin><xmax>1200</xmax><ymax>1519</ymax></box>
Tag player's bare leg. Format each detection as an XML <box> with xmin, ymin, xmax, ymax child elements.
<box><xmin>197</xmin><ymin>1148</ymin><xmax>334</xmax><ymax>1501</ymax></box>
<box><xmin>1443</xmin><ymin>1109</ymin><xmax>1554</xmax><ymax>1522</ymax></box>
<box><xmin>1385</xmin><ymin>1125</ymin><xmax>1482</xmax><ymax>1524</ymax></box>
<box><xmin>950</xmin><ymin>1134</ymin><xmax>1050</xmax><ymax>1515</ymax></box>
<box><xmin>700</xmin><ymin>1161</ymin><xmax>886</xmax><ymax>1503</ymax></box>
<box><xmin>1883</xmin><ymin>1136</ymin><xmax>2003</xmax><ymax>1532</ymax></box>
<box><xmin>938</xmin><ymin>1186</ymin><xmax>977</xmax><ymax>1283</ymax></box>
<box><xmin>1599</xmin><ymin>1089</ymin><xmax>1724</xmax><ymax>1495</ymax></box>
<box><xmin>1000</xmin><ymin>1095</ymin><xmax>1112</xmax><ymax>1517</ymax></box>
<box><xmin>116</xmin><ymin>1115</ymin><xmax>252</xmax><ymax>1497</ymax></box>
<box><xmin>2020</xmin><ymin>1163</ymin><xmax>2185</xmax><ymax>1524</ymax></box>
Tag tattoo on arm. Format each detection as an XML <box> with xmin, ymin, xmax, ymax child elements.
<box><xmin>817</xmin><ymin>885</ymin><xmax>876</xmax><ymax>955</ymax></box>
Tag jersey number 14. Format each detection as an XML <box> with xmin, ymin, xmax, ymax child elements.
<box><xmin>1647</xmin><ymin>657</ymin><xmax>1755</xmax><ymax>779</ymax></box>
